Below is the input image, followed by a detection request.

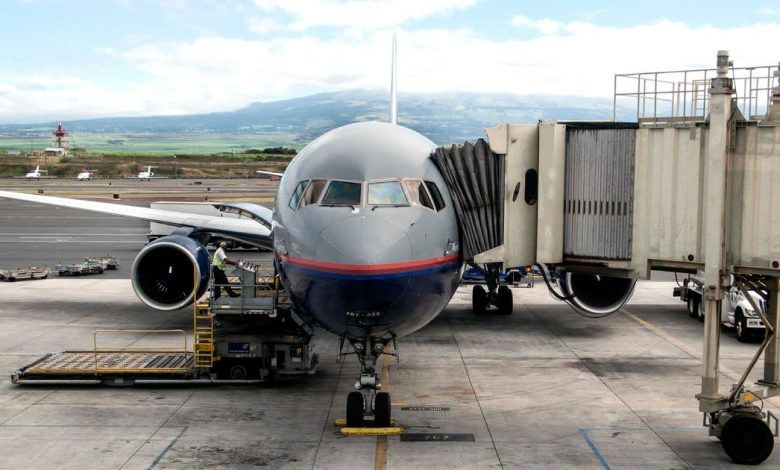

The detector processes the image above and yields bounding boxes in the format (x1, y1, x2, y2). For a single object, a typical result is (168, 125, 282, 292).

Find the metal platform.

(13, 350, 193, 382)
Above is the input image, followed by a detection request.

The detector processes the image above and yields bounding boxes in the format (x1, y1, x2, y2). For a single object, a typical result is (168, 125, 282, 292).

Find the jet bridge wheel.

(374, 392, 391, 427)
(346, 391, 364, 427)
(721, 413, 774, 465)
(472, 285, 487, 315)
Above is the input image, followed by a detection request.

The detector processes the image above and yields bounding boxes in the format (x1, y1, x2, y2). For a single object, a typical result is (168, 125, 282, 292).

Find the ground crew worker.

(212, 241, 240, 298)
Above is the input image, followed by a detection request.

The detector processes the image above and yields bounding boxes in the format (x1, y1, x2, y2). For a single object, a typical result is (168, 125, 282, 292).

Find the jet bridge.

(433, 51, 780, 464)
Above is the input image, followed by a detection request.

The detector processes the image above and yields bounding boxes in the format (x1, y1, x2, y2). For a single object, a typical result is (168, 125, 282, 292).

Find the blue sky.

(1, 0, 779, 122)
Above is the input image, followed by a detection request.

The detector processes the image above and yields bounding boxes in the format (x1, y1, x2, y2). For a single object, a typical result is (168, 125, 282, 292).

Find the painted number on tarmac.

(401, 433, 475, 442)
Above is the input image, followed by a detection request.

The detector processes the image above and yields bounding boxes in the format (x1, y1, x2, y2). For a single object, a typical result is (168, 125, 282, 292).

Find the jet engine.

(561, 271, 636, 316)
(130, 235, 211, 311)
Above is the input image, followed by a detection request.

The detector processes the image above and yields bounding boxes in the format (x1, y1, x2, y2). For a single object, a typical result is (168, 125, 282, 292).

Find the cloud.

(251, 0, 478, 30)
(511, 15, 562, 34)
(1, 18, 780, 123)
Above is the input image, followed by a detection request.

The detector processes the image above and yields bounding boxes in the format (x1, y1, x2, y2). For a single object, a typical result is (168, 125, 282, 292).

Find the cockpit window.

(368, 181, 408, 206)
(289, 180, 308, 210)
(403, 179, 434, 210)
(301, 179, 327, 207)
(321, 181, 362, 206)
(425, 181, 446, 211)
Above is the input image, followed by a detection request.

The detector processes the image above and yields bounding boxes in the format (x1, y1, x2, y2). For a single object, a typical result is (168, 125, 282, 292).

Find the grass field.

(0, 132, 301, 155)
(0, 151, 293, 178)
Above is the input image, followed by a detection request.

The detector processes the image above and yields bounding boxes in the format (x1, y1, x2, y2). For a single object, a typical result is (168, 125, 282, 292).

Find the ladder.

(193, 303, 215, 368)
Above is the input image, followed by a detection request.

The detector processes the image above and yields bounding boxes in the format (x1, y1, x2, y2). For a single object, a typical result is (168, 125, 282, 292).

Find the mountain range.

(0, 89, 632, 146)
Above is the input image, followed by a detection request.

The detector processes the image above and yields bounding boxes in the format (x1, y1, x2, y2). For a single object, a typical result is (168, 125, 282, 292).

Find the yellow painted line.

(375, 347, 393, 470)
(622, 308, 780, 406)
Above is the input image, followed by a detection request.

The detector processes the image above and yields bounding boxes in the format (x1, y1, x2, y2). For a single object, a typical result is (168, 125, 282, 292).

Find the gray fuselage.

(273, 122, 462, 339)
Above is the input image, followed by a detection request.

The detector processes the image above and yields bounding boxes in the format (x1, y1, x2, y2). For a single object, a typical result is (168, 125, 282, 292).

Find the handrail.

(614, 63, 779, 123)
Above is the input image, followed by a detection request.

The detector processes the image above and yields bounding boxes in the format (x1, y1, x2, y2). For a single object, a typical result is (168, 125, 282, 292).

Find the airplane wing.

(256, 170, 284, 177)
(0, 190, 272, 248)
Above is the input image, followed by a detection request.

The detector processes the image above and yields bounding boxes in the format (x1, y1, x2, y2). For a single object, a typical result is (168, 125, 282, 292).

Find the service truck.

(677, 277, 766, 342)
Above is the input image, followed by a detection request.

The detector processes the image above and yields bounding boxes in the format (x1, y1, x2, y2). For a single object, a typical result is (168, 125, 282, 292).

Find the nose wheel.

(340, 336, 395, 428)
(374, 392, 391, 427)
(346, 391, 365, 427)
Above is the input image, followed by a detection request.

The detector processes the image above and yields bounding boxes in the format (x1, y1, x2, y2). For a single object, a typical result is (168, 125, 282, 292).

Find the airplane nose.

(316, 214, 411, 266)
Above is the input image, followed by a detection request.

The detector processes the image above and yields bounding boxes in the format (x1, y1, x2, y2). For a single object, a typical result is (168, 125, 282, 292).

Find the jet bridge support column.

(697, 50, 734, 410)
(762, 279, 780, 386)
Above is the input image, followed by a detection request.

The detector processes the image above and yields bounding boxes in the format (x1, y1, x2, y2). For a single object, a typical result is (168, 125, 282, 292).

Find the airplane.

(25, 166, 47, 180)
(77, 170, 96, 181)
(138, 166, 156, 181)
(0, 37, 636, 427)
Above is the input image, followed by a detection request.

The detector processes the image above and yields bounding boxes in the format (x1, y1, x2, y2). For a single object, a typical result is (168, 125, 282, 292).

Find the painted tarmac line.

(622, 308, 780, 407)
(579, 427, 704, 470)
(578, 428, 611, 470)
(375, 346, 393, 470)
(147, 426, 189, 470)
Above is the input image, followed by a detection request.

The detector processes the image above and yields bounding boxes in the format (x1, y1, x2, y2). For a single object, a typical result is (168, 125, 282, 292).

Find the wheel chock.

(334, 418, 399, 427)
(334, 418, 403, 436)
(340, 427, 403, 436)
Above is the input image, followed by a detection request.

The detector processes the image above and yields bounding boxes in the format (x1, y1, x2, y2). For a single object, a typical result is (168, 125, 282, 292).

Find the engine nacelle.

(561, 272, 636, 316)
(131, 235, 211, 310)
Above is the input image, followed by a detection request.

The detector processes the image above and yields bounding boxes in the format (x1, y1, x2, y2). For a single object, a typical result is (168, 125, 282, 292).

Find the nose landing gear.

(340, 335, 395, 428)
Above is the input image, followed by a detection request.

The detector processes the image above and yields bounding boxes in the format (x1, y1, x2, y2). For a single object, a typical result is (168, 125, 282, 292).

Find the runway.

(0, 178, 277, 278)
(0, 180, 778, 468)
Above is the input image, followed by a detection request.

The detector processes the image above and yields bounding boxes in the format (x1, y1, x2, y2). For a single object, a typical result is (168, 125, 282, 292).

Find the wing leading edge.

(0, 190, 272, 249)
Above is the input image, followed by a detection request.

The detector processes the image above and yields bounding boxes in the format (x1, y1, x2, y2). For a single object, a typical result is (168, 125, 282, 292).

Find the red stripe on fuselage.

(278, 253, 459, 275)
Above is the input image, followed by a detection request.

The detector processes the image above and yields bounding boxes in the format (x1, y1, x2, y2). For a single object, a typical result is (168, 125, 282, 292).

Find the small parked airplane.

(25, 166, 47, 180)
(137, 166, 156, 181)
(77, 170, 96, 181)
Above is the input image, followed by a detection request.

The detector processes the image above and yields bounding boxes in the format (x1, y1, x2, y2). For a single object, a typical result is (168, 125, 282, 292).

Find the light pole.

(173, 155, 177, 179)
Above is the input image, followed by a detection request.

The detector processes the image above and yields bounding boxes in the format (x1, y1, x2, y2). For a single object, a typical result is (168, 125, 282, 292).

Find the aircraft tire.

(346, 391, 364, 427)
(374, 392, 391, 427)
(721, 413, 774, 465)
(697, 299, 705, 322)
(472, 285, 487, 314)
(498, 286, 513, 315)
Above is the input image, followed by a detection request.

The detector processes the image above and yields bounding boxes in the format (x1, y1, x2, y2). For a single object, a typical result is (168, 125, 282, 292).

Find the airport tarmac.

(0, 183, 778, 468)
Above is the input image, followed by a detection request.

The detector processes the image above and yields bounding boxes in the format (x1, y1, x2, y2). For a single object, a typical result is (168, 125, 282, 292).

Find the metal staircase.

(193, 303, 215, 368)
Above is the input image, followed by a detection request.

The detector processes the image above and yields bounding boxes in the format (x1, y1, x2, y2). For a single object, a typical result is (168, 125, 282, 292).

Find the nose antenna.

(390, 33, 397, 125)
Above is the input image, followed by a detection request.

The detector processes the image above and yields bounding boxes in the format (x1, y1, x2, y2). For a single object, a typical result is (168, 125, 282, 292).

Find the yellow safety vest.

(212, 247, 226, 270)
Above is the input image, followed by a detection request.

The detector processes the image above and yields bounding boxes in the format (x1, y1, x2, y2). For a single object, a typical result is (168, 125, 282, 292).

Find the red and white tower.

(53, 122, 69, 155)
